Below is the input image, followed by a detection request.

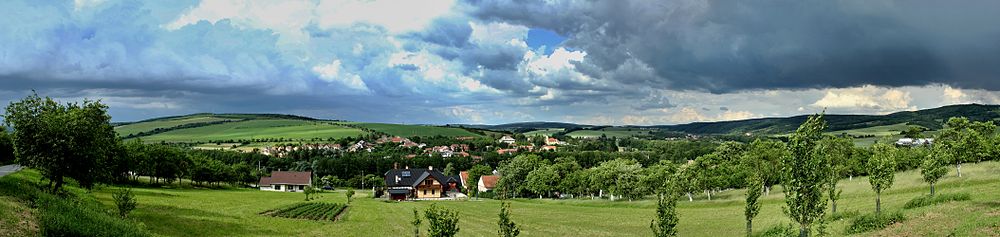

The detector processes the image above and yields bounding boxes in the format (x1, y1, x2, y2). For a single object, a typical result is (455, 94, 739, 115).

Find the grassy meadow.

(115, 116, 235, 136)
(64, 161, 1000, 236)
(566, 127, 652, 138)
(137, 119, 366, 142)
(339, 122, 482, 138)
(523, 128, 564, 137)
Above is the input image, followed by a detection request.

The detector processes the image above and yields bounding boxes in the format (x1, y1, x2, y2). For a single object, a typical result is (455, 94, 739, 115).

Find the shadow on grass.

(135, 204, 283, 237)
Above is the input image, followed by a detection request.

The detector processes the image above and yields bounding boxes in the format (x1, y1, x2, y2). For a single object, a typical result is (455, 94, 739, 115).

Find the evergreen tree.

(650, 193, 679, 237)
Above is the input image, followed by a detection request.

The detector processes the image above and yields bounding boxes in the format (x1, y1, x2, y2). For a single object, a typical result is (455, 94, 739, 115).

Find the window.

(423, 190, 427, 195)
(432, 189, 435, 195)
(425, 180, 433, 185)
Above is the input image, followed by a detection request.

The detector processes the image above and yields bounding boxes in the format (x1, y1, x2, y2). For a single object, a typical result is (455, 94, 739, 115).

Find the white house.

(499, 135, 516, 144)
(259, 171, 312, 192)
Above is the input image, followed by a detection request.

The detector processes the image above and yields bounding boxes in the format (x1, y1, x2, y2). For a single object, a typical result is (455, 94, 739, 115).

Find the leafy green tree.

(674, 165, 699, 202)
(465, 164, 492, 199)
(741, 139, 788, 196)
(921, 147, 949, 195)
(497, 201, 519, 237)
(0, 128, 14, 165)
(591, 158, 644, 201)
(113, 188, 138, 218)
(781, 113, 830, 237)
(650, 192, 679, 237)
(816, 137, 853, 214)
(900, 126, 925, 138)
(443, 162, 455, 176)
(3, 93, 118, 192)
(525, 165, 559, 198)
(559, 169, 591, 198)
(346, 189, 355, 204)
(744, 175, 763, 237)
(868, 143, 897, 214)
(424, 204, 460, 237)
(641, 161, 678, 195)
(496, 155, 543, 198)
(412, 208, 422, 237)
(937, 117, 996, 177)
(304, 186, 317, 201)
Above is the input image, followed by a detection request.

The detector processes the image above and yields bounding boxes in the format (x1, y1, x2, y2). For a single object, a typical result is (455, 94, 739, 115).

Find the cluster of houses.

(383, 165, 499, 201)
(895, 138, 934, 146)
(260, 144, 342, 158)
(259, 136, 429, 157)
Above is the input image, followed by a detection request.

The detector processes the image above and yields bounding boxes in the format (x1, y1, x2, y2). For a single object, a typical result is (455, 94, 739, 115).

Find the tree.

(497, 201, 520, 237)
(443, 162, 455, 176)
(674, 165, 699, 202)
(525, 165, 559, 198)
(868, 143, 897, 214)
(641, 161, 678, 196)
(781, 113, 830, 237)
(921, 147, 949, 195)
(937, 117, 996, 177)
(113, 188, 138, 218)
(591, 158, 643, 201)
(0, 128, 13, 165)
(744, 175, 763, 237)
(650, 193, 679, 237)
(900, 126, 925, 138)
(742, 139, 788, 196)
(465, 165, 492, 199)
(3, 93, 118, 192)
(425, 204, 460, 237)
(496, 155, 543, 198)
(816, 137, 853, 214)
(346, 189, 355, 204)
(412, 208, 422, 237)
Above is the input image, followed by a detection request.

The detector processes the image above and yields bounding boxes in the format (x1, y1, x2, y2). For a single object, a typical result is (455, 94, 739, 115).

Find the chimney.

(428, 166, 433, 170)
(405, 165, 409, 169)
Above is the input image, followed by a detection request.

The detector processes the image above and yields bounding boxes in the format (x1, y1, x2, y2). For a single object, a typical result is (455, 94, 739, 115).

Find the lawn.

(340, 122, 482, 138)
(137, 119, 366, 142)
(115, 115, 235, 136)
(78, 161, 1000, 236)
(566, 127, 651, 138)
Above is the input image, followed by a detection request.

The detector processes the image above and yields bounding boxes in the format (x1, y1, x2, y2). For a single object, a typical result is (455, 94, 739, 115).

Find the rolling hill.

(473, 104, 1000, 136)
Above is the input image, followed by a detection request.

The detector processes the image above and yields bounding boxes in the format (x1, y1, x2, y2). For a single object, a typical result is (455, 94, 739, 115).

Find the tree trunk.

(799, 223, 809, 237)
(956, 162, 962, 177)
(930, 183, 935, 196)
(876, 192, 882, 214)
(706, 190, 712, 201)
(687, 192, 693, 202)
(849, 175, 853, 181)
(746, 220, 753, 237)
(765, 186, 770, 196)
(52, 178, 64, 193)
(831, 198, 837, 214)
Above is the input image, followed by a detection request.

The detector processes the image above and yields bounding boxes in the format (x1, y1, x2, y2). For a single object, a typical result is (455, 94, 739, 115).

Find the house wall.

(415, 177, 443, 198)
(478, 178, 489, 192)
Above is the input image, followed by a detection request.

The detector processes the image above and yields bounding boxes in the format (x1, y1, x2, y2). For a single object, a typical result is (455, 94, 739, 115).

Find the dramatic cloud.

(1, 0, 1000, 125)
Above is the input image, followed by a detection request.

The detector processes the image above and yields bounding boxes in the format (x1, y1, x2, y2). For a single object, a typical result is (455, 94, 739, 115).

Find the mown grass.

(340, 122, 482, 138)
(138, 119, 366, 142)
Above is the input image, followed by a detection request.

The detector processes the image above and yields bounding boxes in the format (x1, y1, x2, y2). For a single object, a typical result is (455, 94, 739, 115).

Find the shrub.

(903, 193, 972, 209)
(113, 188, 138, 218)
(846, 211, 905, 234)
(755, 223, 797, 237)
(424, 204, 460, 237)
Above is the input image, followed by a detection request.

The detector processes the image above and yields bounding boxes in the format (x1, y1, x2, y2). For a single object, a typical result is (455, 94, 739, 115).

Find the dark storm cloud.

(468, 0, 1000, 92)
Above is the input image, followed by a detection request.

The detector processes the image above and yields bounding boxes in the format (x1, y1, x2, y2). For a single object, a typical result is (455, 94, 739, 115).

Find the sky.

(2, 0, 1000, 125)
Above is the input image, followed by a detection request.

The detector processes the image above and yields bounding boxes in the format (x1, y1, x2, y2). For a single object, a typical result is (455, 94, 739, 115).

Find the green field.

(826, 123, 917, 137)
(137, 119, 366, 142)
(340, 122, 482, 138)
(37, 161, 990, 236)
(115, 116, 235, 136)
(523, 128, 564, 137)
(566, 127, 651, 138)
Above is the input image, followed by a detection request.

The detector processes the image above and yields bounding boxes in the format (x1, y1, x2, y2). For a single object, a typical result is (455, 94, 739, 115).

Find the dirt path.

(0, 165, 21, 178)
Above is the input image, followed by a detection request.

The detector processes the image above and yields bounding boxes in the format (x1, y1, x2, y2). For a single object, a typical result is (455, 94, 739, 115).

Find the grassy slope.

(139, 119, 366, 142)
(83, 162, 1000, 236)
(0, 196, 37, 237)
(566, 127, 650, 138)
(341, 122, 481, 138)
(115, 116, 233, 136)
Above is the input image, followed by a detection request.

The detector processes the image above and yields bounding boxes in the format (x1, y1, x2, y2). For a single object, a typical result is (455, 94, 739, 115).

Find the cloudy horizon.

(2, 0, 1000, 125)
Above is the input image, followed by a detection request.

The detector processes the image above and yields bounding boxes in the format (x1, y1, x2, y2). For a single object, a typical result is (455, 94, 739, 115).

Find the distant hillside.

(472, 104, 1000, 136)
(652, 104, 1000, 135)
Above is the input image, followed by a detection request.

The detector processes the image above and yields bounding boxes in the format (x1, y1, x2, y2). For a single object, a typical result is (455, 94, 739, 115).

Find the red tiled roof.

(258, 177, 272, 186)
(480, 175, 499, 189)
(266, 171, 311, 185)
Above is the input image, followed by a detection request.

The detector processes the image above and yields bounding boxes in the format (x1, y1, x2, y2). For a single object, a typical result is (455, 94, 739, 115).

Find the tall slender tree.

(497, 201, 519, 237)
(921, 147, 949, 195)
(868, 143, 897, 214)
(781, 113, 830, 237)
(650, 192, 679, 237)
(744, 175, 763, 237)
(816, 137, 853, 214)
